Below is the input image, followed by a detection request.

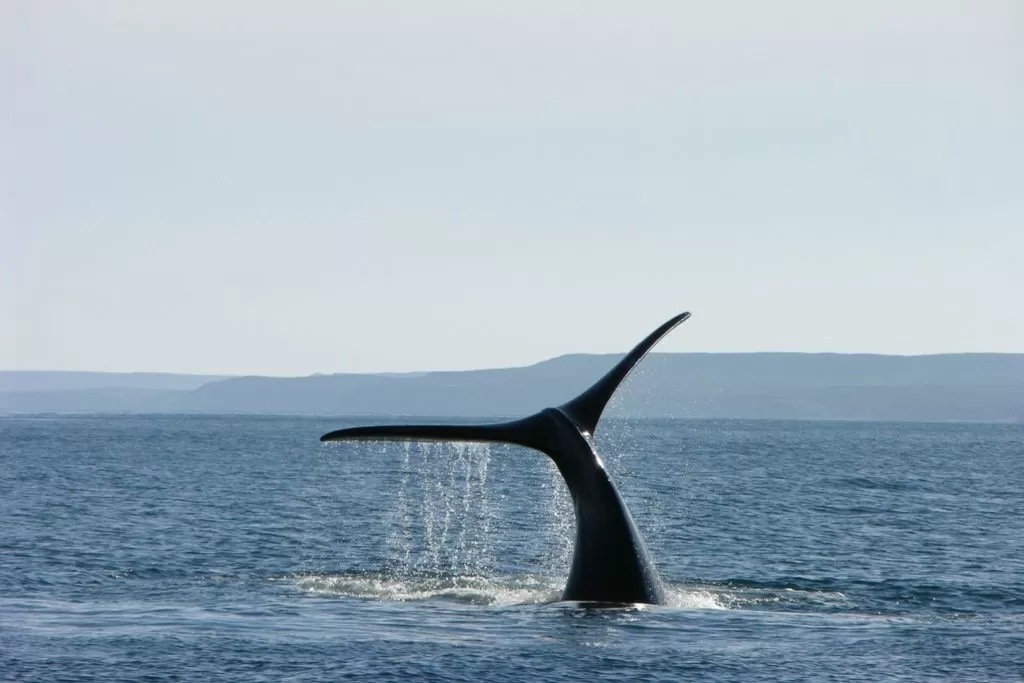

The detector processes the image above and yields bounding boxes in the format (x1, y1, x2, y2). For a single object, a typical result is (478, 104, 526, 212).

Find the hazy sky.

(3, 1, 1022, 375)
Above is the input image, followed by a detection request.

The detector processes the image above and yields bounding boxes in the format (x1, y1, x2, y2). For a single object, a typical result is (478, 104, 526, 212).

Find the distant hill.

(2, 354, 1022, 421)
(0, 371, 226, 392)
(0, 371, 226, 414)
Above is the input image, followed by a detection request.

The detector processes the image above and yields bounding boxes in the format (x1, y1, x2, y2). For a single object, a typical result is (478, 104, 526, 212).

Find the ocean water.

(1, 414, 1022, 682)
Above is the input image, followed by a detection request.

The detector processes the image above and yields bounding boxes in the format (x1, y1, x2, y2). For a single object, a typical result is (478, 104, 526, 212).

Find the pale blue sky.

(3, 1, 1022, 375)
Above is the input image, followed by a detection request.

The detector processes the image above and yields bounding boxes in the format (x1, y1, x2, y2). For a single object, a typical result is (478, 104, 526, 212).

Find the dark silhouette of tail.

(319, 312, 690, 449)
(319, 312, 691, 605)
(556, 311, 690, 435)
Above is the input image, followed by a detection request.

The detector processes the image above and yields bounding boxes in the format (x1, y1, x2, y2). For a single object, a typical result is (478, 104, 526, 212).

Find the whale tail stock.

(319, 311, 691, 450)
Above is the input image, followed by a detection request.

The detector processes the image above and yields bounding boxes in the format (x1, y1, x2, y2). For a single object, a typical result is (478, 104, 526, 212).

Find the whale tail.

(320, 311, 691, 605)
(319, 312, 691, 450)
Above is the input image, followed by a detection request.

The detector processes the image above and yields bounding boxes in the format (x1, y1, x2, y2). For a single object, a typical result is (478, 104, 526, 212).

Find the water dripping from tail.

(383, 441, 496, 578)
(307, 440, 566, 605)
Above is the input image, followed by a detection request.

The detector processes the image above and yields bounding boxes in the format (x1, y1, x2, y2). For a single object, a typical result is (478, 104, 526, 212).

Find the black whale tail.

(320, 312, 691, 606)
(319, 312, 691, 448)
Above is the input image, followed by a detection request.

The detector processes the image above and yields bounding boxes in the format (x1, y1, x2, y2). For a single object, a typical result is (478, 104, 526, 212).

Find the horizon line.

(4, 349, 1023, 380)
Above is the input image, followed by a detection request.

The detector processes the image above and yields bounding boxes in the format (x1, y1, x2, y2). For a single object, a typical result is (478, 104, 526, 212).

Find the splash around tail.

(321, 312, 692, 605)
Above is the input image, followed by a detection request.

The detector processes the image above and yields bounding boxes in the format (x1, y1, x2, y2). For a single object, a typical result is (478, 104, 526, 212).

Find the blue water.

(2, 415, 1022, 681)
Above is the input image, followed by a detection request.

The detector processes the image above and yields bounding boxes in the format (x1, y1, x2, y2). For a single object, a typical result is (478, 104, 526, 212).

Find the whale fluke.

(320, 417, 540, 449)
(557, 311, 690, 435)
(320, 312, 692, 605)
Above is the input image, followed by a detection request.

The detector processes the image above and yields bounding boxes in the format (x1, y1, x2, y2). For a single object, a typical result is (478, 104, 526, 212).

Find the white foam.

(665, 586, 730, 610)
(292, 572, 561, 607)
(291, 573, 745, 612)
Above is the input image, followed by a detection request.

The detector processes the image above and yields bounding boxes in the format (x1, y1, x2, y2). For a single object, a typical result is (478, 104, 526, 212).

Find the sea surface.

(1, 414, 1022, 681)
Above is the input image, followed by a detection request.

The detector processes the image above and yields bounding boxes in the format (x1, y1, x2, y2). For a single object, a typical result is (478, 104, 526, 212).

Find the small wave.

(289, 573, 742, 611)
(703, 576, 1024, 615)
(686, 578, 853, 612)
(289, 572, 872, 614)
(290, 572, 562, 607)
(665, 586, 729, 610)
(836, 475, 921, 493)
